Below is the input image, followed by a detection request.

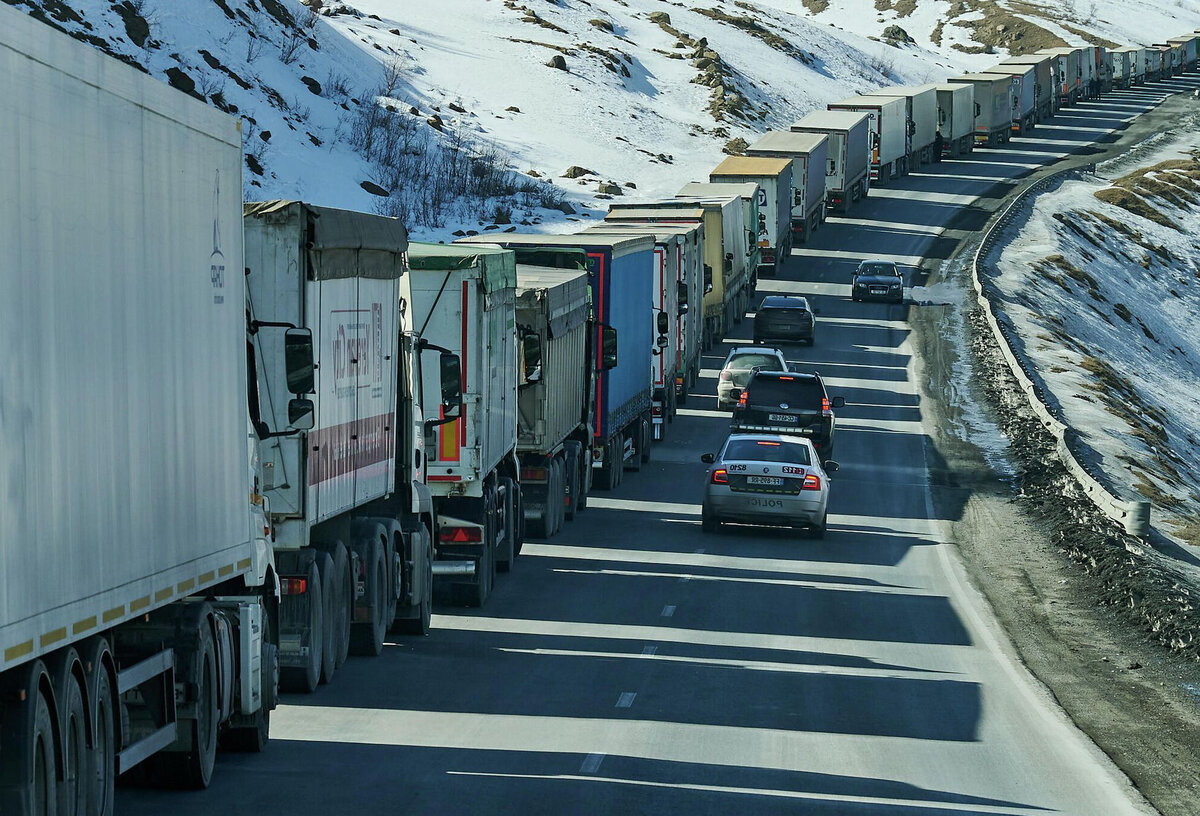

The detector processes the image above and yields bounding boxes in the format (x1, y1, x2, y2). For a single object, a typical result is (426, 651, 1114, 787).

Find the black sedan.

(753, 295, 816, 345)
(851, 260, 905, 303)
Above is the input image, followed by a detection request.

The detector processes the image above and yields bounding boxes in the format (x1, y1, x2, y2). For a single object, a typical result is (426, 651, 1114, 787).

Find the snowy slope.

(993, 123, 1200, 550)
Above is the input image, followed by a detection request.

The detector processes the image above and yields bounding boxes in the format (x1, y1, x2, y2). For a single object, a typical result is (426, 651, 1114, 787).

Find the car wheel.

(810, 510, 828, 540)
(701, 507, 720, 534)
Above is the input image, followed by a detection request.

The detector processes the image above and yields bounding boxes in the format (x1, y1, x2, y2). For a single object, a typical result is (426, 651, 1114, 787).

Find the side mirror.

(439, 352, 463, 420)
(288, 397, 315, 431)
(700, 453, 715, 464)
(677, 281, 689, 306)
(601, 325, 618, 371)
(678, 303, 689, 316)
(284, 328, 315, 395)
(656, 335, 669, 349)
(822, 460, 840, 473)
(656, 311, 669, 334)
(831, 396, 846, 409)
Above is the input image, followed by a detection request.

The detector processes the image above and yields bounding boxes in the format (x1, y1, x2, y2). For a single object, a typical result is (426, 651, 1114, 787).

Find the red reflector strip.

(440, 526, 483, 543)
(280, 577, 308, 595)
(521, 467, 549, 481)
(711, 469, 728, 485)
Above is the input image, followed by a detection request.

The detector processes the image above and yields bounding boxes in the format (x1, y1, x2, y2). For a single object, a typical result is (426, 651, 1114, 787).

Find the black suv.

(753, 295, 816, 345)
(730, 371, 845, 460)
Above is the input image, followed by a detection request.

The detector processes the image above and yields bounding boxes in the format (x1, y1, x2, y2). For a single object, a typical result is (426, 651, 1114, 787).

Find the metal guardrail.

(971, 168, 1152, 536)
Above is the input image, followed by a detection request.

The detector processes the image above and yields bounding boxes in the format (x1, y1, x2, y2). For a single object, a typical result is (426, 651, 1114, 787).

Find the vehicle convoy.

(716, 347, 790, 411)
(753, 295, 817, 346)
(989, 62, 1037, 134)
(934, 83, 977, 157)
(730, 370, 845, 462)
(700, 434, 838, 538)
(676, 182, 763, 283)
(2, 13, 280, 810)
(790, 109, 871, 213)
(948, 73, 1014, 145)
(513, 264, 595, 538)
(852, 260, 906, 303)
(827, 94, 908, 183)
(863, 85, 939, 168)
(997, 54, 1054, 121)
(606, 197, 749, 349)
(457, 233, 653, 491)
(583, 220, 704, 406)
(744, 130, 830, 240)
(708, 156, 794, 276)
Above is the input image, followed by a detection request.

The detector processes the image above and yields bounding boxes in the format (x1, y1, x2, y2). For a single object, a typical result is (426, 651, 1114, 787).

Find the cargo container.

(1131, 47, 1148, 84)
(988, 62, 1037, 133)
(1111, 47, 1136, 88)
(790, 109, 870, 213)
(828, 94, 908, 183)
(457, 233, 655, 491)
(1078, 46, 1097, 99)
(934, 83, 976, 157)
(1168, 36, 1198, 71)
(947, 73, 1013, 145)
(677, 181, 762, 278)
(606, 198, 748, 349)
(584, 221, 705, 405)
(1099, 47, 1114, 92)
(743, 131, 829, 241)
(1145, 46, 1164, 81)
(708, 156, 794, 276)
(513, 264, 595, 538)
(2, 10, 281, 804)
(1038, 47, 1083, 105)
(997, 54, 1053, 121)
(861, 84, 939, 167)
(1154, 42, 1183, 75)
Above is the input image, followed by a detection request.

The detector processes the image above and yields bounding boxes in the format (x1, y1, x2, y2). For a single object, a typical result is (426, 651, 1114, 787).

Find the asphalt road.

(119, 80, 1197, 815)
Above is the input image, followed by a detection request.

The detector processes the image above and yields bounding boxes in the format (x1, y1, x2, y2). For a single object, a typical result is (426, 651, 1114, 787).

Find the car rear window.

(760, 296, 807, 310)
(724, 439, 812, 465)
(728, 353, 782, 370)
(744, 376, 824, 407)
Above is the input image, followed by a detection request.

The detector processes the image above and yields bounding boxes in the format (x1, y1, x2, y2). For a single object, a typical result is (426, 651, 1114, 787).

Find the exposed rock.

(882, 25, 911, 43)
(527, 169, 542, 178)
(598, 182, 623, 195)
(164, 67, 203, 101)
(427, 114, 444, 131)
(546, 55, 568, 71)
(301, 75, 322, 95)
(556, 201, 577, 215)
(723, 137, 749, 155)
(259, 130, 271, 142)
(647, 11, 671, 24)
(360, 180, 389, 197)
(452, 230, 467, 237)
(506, 105, 522, 113)
(624, 181, 637, 189)
(562, 165, 596, 179)
(448, 101, 467, 113)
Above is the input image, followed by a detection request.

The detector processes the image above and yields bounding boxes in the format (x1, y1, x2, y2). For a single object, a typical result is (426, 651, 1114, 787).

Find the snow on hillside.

(992, 123, 1200, 552)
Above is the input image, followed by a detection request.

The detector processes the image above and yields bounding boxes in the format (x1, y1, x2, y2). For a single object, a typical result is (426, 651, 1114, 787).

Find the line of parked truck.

(4, 3, 1198, 811)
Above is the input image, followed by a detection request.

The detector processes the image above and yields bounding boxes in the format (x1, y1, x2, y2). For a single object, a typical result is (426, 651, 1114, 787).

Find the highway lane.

(118, 83, 1193, 815)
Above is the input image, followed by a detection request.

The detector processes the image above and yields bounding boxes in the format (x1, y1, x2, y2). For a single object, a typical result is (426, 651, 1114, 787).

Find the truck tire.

(596, 439, 618, 491)
(0, 661, 58, 816)
(564, 445, 581, 521)
(553, 459, 567, 535)
(315, 551, 337, 686)
(394, 524, 433, 635)
(330, 543, 352, 669)
(640, 417, 652, 464)
(497, 476, 517, 572)
(49, 649, 87, 815)
(83, 639, 116, 816)
(463, 501, 495, 608)
(152, 617, 218, 789)
(350, 538, 387, 657)
(280, 560, 323, 694)
(220, 604, 276, 753)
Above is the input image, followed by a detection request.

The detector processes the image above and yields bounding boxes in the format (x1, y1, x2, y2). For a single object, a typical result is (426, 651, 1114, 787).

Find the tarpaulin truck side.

(934, 83, 976, 157)
(457, 233, 655, 491)
(2, 5, 275, 801)
(947, 74, 1013, 146)
(708, 156, 793, 276)
(405, 243, 520, 607)
(584, 220, 705, 406)
(862, 85, 939, 168)
(790, 109, 870, 213)
(744, 131, 829, 241)
(997, 55, 1054, 120)
(514, 264, 594, 538)
(827, 95, 907, 183)
(606, 197, 747, 349)
(987, 62, 1036, 134)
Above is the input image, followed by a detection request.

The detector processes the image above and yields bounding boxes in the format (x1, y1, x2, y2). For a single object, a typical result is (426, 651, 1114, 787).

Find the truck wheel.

(350, 538, 387, 657)
(330, 543, 352, 669)
(83, 639, 116, 816)
(0, 662, 58, 815)
(640, 418, 652, 464)
(221, 607, 275, 753)
(49, 649, 88, 815)
(596, 441, 617, 491)
(497, 477, 517, 572)
(153, 618, 218, 789)
(564, 452, 580, 521)
(465, 509, 495, 608)
(280, 560, 322, 693)
(549, 459, 565, 536)
(393, 524, 434, 635)
(315, 551, 337, 685)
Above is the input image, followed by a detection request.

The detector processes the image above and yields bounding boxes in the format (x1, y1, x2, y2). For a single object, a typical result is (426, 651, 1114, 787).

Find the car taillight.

(440, 526, 483, 543)
(280, 577, 308, 595)
(822, 397, 831, 412)
(711, 469, 729, 485)
(719, 370, 731, 381)
(737, 391, 748, 406)
(652, 405, 663, 417)
(802, 473, 821, 491)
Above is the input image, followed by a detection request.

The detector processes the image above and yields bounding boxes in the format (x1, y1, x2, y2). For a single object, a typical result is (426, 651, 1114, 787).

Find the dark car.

(753, 295, 816, 345)
(851, 260, 904, 303)
(730, 370, 845, 461)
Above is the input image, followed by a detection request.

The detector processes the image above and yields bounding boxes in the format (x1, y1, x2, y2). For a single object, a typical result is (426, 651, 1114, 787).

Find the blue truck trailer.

(457, 234, 656, 490)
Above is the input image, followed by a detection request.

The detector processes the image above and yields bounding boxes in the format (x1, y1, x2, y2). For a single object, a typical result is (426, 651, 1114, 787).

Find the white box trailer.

(989, 62, 1037, 133)
(1168, 36, 1198, 71)
(1145, 46, 1164, 81)
(998, 55, 1053, 121)
(1112, 47, 1137, 87)
(1079, 47, 1097, 99)
(744, 131, 829, 240)
(935, 83, 976, 157)
(2, 5, 275, 802)
(514, 264, 594, 537)
(827, 95, 908, 183)
(1039, 47, 1083, 105)
(790, 109, 870, 214)
(864, 84, 939, 167)
(948, 74, 1013, 146)
(708, 155, 794, 275)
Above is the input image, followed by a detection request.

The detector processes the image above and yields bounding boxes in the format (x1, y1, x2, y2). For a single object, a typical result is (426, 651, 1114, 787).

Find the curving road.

(119, 79, 1198, 815)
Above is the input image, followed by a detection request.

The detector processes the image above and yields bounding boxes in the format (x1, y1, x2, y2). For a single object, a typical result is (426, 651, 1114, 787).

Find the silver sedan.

(700, 433, 837, 538)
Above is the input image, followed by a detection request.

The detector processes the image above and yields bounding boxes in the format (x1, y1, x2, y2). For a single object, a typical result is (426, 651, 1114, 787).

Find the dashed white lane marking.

(641, 645, 658, 656)
(661, 605, 676, 618)
(616, 692, 637, 708)
(580, 753, 605, 773)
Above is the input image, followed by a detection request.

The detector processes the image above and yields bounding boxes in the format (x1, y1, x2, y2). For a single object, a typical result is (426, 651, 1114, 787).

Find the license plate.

(870, 287, 887, 294)
(747, 475, 783, 486)
(768, 413, 797, 422)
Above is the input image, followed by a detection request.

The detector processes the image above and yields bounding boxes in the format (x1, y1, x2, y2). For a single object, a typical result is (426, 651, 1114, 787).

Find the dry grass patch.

(947, 0, 1065, 55)
(801, 0, 830, 13)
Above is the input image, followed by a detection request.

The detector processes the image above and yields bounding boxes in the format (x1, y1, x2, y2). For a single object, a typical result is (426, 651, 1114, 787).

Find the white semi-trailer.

(935, 83, 976, 157)
(2, 8, 277, 811)
(790, 109, 871, 214)
(827, 95, 908, 183)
